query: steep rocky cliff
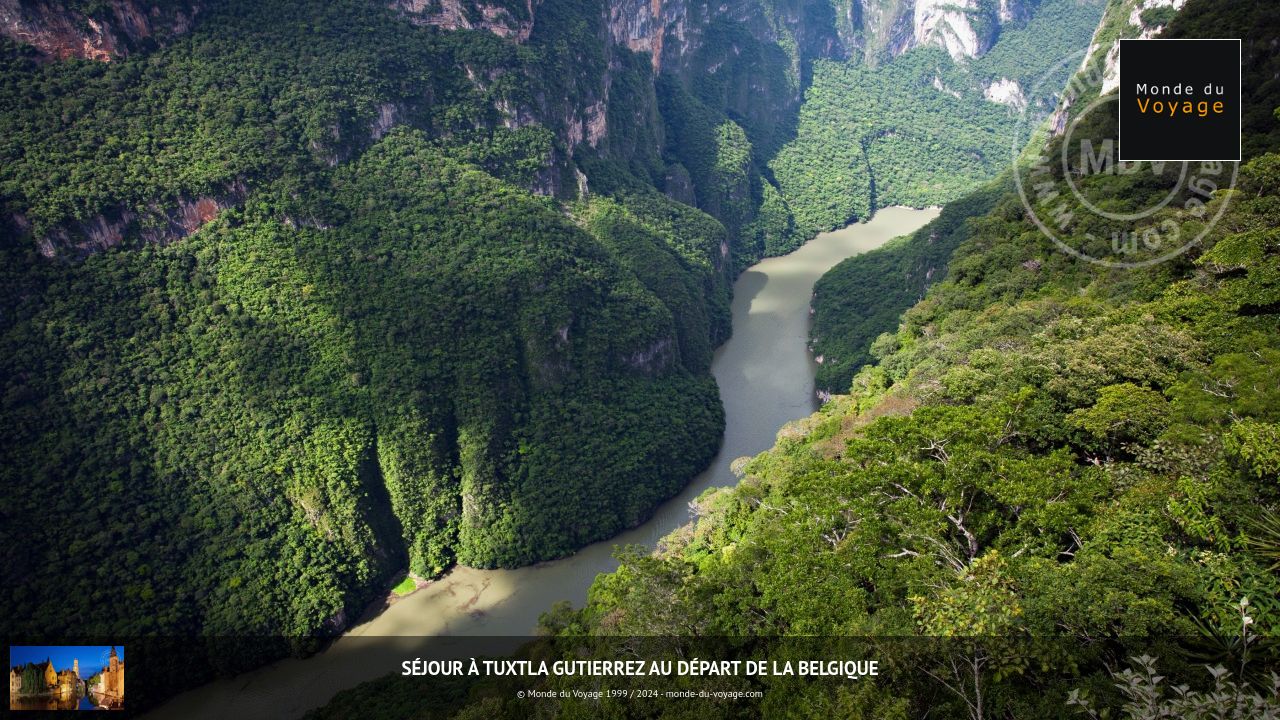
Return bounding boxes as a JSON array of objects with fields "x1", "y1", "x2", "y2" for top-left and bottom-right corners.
[
  {"x1": 376, "y1": 0, "x2": 1061, "y2": 208},
  {"x1": 0, "y1": 0, "x2": 198, "y2": 61},
  {"x1": 823, "y1": 0, "x2": 1039, "y2": 64},
  {"x1": 391, "y1": 0, "x2": 539, "y2": 40},
  {"x1": 3, "y1": 0, "x2": 1071, "y2": 261},
  {"x1": 1048, "y1": 0, "x2": 1186, "y2": 134}
]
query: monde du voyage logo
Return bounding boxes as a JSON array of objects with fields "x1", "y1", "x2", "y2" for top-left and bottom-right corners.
[
  {"x1": 1119, "y1": 38, "x2": 1241, "y2": 163},
  {"x1": 1014, "y1": 38, "x2": 1242, "y2": 268}
]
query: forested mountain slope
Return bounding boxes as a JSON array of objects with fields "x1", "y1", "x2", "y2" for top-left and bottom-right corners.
[
  {"x1": 811, "y1": 182, "x2": 1005, "y2": 395},
  {"x1": 322, "y1": 150, "x2": 1280, "y2": 708},
  {"x1": 313, "y1": 1, "x2": 1280, "y2": 717},
  {"x1": 808, "y1": 0, "x2": 1223, "y2": 395},
  {"x1": 310, "y1": 0, "x2": 1280, "y2": 717},
  {"x1": 0, "y1": 0, "x2": 742, "y2": 647}
]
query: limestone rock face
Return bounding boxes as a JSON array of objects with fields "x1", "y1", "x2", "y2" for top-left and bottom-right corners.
[
  {"x1": 0, "y1": 0, "x2": 198, "y2": 61},
  {"x1": 913, "y1": 0, "x2": 985, "y2": 59},
  {"x1": 1048, "y1": 0, "x2": 1187, "y2": 135},
  {"x1": 985, "y1": 77, "x2": 1027, "y2": 109},
  {"x1": 4, "y1": 0, "x2": 1083, "y2": 258},
  {"x1": 831, "y1": 0, "x2": 1037, "y2": 64},
  {"x1": 390, "y1": 0, "x2": 539, "y2": 41}
]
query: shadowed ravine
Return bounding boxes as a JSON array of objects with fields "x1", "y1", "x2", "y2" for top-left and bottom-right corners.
[{"x1": 146, "y1": 205, "x2": 941, "y2": 720}]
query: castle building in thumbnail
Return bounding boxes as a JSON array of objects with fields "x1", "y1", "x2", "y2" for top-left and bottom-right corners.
[
  {"x1": 56, "y1": 658, "x2": 79, "y2": 695},
  {"x1": 96, "y1": 646, "x2": 124, "y2": 702}
]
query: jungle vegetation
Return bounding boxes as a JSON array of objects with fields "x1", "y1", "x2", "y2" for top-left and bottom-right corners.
[
  {"x1": 0, "y1": 0, "x2": 728, "y2": 655},
  {"x1": 309, "y1": 3, "x2": 1280, "y2": 717},
  {"x1": 0, "y1": 0, "x2": 1123, "y2": 709}
]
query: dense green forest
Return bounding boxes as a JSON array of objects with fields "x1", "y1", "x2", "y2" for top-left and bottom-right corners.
[
  {"x1": 0, "y1": 124, "x2": 726, "y2": 637},
  {"x1": 0, "y1": 0, "x2": 1115, "y2": 711},
  {"x1": 770, "y1": 0, "x2": 1104, "y2": 242},
  {"x1": 798, "y1": 0, "x2": 1228, "y2": 394},
  {"x1": 811, "y1": 181, "x2": 1005, "y2": 394},
  {"x1": 0, "y1": 0, "x2": 1110, "y2": 652},
  {"x1": 310, "y1": 2, "x2": 1280, "y2": 718},
  {"x1": 0, "y1": 0, "x2": 735, "y2": 652}
]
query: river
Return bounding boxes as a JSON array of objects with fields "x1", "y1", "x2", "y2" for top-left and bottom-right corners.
[{"x1": 146, "y1": 205, "x2": 941, "y2": 720}]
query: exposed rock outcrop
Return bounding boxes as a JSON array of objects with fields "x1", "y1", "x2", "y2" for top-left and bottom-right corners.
[
  {"x1": 913, "y1": 0, "x2": 987, "y2": 60},
  {"x1": 837, "y1": 0, "x2": 1037, "y2": 64},
  {"x1": 390, "y1": 0, "x2": 539, "y2": 41},
  {"x1": 33, "y1": 181, "x2": 245, "y2": 259},
  {"x1": 984, "y1": 77, "x2": 1026, "y2": 109},
  {"x1": 1048, "y1": 0, "x2": 1186, "y2": 135},
  {"x1": 623, "y1": 336, "x2": 676, "y2": 374},
  {"x1": 607, "y1": 0, "x2": 691, "y2": 72},
  {"x1": 0, "y1": 0, "x2": 198, "y2": 61},
  {"x1": 1099, "y1": 0, "x2": 1186, "y2": 93},
  {"x1": 371, "y1": 103, "x2": 400, "y2": 141}
]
